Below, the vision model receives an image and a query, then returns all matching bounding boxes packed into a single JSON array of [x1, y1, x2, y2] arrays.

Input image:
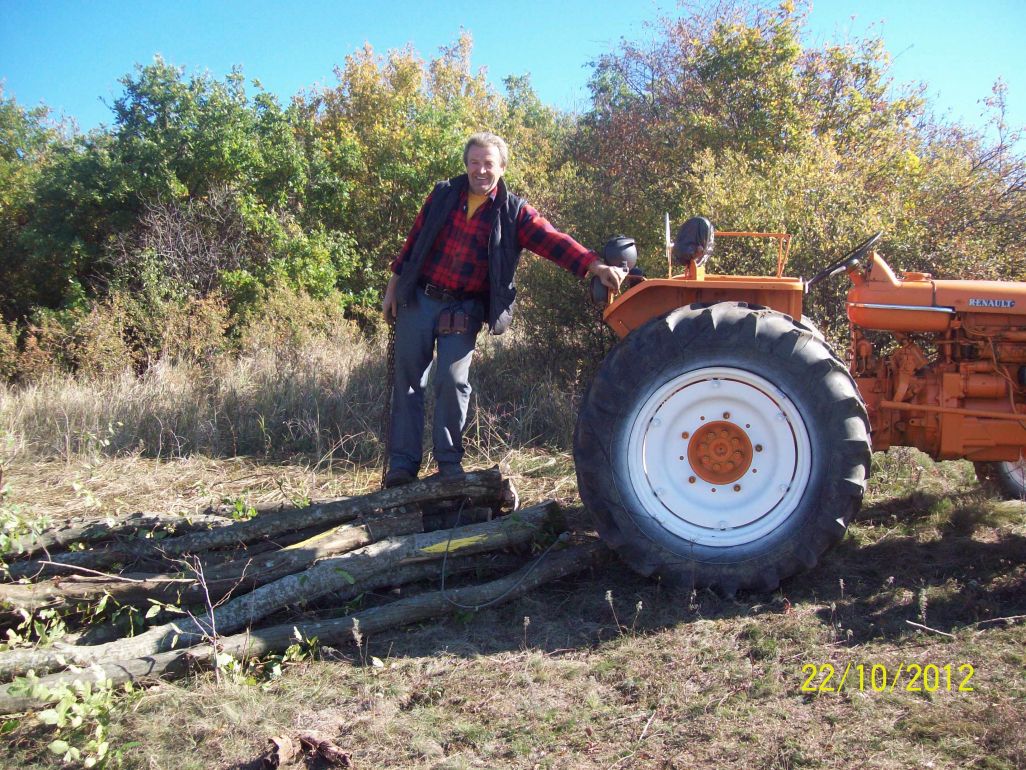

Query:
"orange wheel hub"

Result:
[[687, 420, 753, 485]]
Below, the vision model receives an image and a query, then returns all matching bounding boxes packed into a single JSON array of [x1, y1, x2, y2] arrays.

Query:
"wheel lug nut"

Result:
[[733, 484, 741, 492], [688, 476, 696, 484], [723, 412, 730, 419], [682, 431, 690, 439], [755, 444, 763, 452]]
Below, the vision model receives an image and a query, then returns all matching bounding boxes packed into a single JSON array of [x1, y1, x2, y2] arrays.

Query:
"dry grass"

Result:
[[1, 445, 1024, 769], [1, 351, 1025, 769], [0, 328, 578, 469]]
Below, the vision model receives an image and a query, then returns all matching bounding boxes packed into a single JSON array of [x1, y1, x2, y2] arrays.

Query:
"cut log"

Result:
[[0, 500, 507, 613], [6, 511, 235, 559], [182, 506, 426, 601], [422, 506, 494, 531], [65, 552, 523, 647], [0, 500, 558, 680], [0, 573, 189, 612], [0, 508, 426, 612], [6, 468, 505, 580], [0, 540, 607, 713]]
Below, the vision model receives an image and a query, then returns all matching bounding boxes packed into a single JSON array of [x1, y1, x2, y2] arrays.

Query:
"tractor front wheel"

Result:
[[574, 302, 872, 593]]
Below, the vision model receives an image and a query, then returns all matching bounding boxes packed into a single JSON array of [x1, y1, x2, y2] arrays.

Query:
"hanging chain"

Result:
[[381, 320, 397, 488]]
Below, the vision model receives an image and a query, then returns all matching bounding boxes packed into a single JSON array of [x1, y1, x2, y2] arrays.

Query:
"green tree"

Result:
[[309, 34, 501, 273], [5, 58, 352, 315], [523, 1, 1024, 369], [0, 90, 65, 319]]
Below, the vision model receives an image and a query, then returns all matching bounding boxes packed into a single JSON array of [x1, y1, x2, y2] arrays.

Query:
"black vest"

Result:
[[395, 174, 525, 335]]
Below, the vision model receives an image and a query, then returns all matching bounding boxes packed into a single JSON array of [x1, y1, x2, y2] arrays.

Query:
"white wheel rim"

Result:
[[627, 367, 812, 547]]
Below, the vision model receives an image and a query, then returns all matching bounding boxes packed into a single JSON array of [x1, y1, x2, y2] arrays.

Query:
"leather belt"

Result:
[[418, 280, 485, 304]]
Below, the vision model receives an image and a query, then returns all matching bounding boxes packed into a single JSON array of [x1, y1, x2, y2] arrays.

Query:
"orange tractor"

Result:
[[574, 221, 1026, 593]]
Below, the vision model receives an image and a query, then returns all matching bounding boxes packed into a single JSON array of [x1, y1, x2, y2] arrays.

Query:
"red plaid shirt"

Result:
[[391, 186, 597, 293]]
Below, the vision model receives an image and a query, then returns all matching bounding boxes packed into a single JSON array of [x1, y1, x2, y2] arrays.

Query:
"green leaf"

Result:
[[48, 739, 70, 755], [215, 652, 235, 668], [334, 568, 356, 585], [37, 708, 59, 725]]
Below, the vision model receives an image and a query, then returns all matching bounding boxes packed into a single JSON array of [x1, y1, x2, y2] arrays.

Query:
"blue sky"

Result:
[[1, 0, 1023, 138]]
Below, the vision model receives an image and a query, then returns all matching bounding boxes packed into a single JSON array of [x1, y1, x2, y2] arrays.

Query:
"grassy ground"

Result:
[[2, 445, 1024, 770]]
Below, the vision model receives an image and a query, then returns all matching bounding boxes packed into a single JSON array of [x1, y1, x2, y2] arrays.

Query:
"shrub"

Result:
[[160, 293, 234, 364], [69, 303, 136, 379], [237, 283, 358, 355], [16, 312, 75, 382], [0, 322, 18, 382], [514, 255, 614, 387]]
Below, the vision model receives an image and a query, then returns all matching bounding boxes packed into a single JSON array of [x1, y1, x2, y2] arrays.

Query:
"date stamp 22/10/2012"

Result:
[[800, 662, 975, 694]]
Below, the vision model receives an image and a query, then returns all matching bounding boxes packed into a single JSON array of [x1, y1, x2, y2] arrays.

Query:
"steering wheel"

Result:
[[805, 232, 883, 290]]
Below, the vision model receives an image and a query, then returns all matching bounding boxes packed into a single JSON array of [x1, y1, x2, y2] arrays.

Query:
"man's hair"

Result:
[[463, 132, 509, 167]]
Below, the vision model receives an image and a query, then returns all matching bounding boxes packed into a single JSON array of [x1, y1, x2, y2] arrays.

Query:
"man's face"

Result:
[[465, 144, 505, 196]]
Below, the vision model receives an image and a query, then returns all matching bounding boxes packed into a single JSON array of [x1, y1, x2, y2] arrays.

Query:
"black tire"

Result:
[[974, 460, 1026, 500], [795, 315, 826, 345], [574, 302, 872, 594]]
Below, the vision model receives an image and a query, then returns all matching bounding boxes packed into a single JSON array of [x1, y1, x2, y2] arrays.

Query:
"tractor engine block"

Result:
[[847, 253, 1026, 462]]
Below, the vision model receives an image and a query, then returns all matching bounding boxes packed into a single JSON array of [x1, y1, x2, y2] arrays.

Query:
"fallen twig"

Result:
[[905, 620, 956, 639]]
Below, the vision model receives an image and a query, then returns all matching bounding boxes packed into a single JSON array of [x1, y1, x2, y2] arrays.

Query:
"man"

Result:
[[381, 132, 624, 487]]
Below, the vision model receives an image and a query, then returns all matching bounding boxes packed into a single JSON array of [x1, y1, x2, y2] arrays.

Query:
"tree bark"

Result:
[[6, 469, 505, 579], [0, 541, 607, 713], [0, 500, 558, 680]]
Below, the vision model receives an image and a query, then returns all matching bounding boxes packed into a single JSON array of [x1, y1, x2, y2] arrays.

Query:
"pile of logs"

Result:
[[0, 468, 607, 713]]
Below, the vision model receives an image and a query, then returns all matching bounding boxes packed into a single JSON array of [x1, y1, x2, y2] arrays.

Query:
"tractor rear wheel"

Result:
[[574, 302, 872, 593], [974, 460, 1026, 500]]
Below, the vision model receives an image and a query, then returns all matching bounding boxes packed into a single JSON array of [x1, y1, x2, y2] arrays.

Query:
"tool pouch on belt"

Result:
[[438, 308, 469, 336]]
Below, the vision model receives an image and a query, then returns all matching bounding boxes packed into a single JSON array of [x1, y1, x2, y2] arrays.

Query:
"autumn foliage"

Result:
[[1, 5, 1023, 383]]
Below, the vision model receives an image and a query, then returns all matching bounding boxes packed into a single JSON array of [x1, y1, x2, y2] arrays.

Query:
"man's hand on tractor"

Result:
[[588, 262, 627, 292], [382, 273, 399, 323]]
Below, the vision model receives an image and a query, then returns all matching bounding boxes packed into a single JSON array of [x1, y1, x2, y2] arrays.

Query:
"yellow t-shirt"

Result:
[[467, 192, 488, 221]]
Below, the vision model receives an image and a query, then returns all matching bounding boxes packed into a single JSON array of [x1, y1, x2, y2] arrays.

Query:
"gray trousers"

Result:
[[388, 287, 485, 473]]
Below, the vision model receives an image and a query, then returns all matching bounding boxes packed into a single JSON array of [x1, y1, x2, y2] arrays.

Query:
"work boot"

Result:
[[427, 462, 465, 481], [383, 466, 417, 488]]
